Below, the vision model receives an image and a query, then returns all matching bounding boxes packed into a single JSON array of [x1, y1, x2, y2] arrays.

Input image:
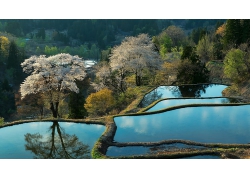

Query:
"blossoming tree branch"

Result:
[[20, 53, 86, 118]]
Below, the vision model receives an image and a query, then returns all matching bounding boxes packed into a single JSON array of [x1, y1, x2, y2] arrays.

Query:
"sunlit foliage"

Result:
[[84, 88, 115, 117], [224, 47, 250, 84]]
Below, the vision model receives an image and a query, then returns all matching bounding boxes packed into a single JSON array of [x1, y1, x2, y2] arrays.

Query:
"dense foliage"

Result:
[[0, 19, 249, 121], [84, 88, 115, 117], [177, 46, 210, 84]]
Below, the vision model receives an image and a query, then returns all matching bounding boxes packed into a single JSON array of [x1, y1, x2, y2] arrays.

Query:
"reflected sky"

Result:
[[146, 98, 238, 112], [114, 105, 250, 144], [0, 122, 105, 159], [139, 84, 228, 108]]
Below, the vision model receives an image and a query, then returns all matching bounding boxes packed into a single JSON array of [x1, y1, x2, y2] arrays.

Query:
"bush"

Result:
[[84, 88, 115, 117], [0, 117, 4, 125]]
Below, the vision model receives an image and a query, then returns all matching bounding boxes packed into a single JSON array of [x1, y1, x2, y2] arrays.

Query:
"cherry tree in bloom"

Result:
[[93, 62, 125, 93], [110, 33, 161, 87], [20, 53, 86, 118], [109, 40, 130, 92]]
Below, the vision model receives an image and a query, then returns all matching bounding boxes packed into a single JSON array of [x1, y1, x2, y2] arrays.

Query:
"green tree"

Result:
[[242, 20, 250, 43], [0, 87, 16, 120], [36, 28, 46, 40], [7, 41, 19, 69], [196, 34, 214, 63], [0, 117, 3, 125], [164, 25, 186, 47], [100, 47, 111, 62], [177, 46, 209, 84], [223, 19, 243, 48], [68, 79, 89, 119], [7, 41, 25, 84], [153, 32, 173, 58], [189, 28, 208, 44], [223, 48, 250, 84], [44, 45, 59, 56], [5, 21, 22, 36], [0, 36, 10, 64], [181, 46, 199, 63], [84, 88, 115, 117], [68, 92, 87, 119]]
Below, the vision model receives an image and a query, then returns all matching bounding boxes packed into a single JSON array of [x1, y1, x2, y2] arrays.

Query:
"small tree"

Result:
[[68, 79, 89, 119], [84, 88, 115, 117], [0, 117, 4, 125], [224, 48, 250, 84], [196, 34, 214, 63], [20, 53, 86, 118]]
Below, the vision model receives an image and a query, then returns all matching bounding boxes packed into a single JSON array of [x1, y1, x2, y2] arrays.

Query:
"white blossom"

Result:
[[109, 33, 161, 86], [20, 53, 86, 100]]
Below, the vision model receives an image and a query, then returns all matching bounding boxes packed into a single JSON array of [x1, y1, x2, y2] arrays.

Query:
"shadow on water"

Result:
[[139, 88, 163, 108], [171, 84, 210, 98], [24, 121, 90, 159]]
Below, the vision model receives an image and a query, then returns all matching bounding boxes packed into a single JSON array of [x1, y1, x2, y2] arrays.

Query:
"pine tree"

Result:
[[68, 91, 88, 119], [223, 19, 242, 47], [7, 41, 19, 69], [242, 20, 250, 43]]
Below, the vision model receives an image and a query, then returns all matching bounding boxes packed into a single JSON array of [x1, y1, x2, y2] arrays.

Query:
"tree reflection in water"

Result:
[[171, 84, 210, 98], [24, 121, 90, 159], [139, 89, 163, 108]]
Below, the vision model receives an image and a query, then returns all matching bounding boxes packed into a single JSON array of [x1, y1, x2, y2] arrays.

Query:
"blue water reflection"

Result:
[[146, 98, 239, 112], [139, 84, 228, 108], [0, 122, 105, 159], [114, 105, 250, 144]]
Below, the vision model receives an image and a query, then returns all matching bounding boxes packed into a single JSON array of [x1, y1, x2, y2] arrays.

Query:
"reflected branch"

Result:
[[24, 121, 90, 159]]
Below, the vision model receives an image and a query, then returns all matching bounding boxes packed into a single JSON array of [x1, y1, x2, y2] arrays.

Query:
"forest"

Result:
[[1, 19, 249, 123]]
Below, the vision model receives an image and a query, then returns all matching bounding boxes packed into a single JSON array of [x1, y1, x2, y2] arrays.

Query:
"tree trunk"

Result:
[[56, 122, 72, 158], [50, 102, 59, 118], [39, 106, 43, 119], [119, 73, 126, 93], [135, 75, 141, 86], [49, 122, 56, 157]]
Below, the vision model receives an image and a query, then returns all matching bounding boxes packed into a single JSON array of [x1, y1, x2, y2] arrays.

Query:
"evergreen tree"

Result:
[[1, 78, 12, 92], [68, 80, 89, 119], [223, 19, 242, 47], [7, 41, 19, 69], [68, 91, 87, 119], [7, 41, 25, 84], [177, 46, 209, 84], [5, 21, 22, 36], [0, 79, 16, 120], [36, 28, 46, 40], [242, 20, 250, 43], [181, 46, 199, 63]]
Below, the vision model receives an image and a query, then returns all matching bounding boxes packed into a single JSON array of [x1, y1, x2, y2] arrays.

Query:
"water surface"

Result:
[[139, 84, 228, 108], [146, 98, 239, 112], [114, 105, 250, 144], [0, 121, 105, 159]]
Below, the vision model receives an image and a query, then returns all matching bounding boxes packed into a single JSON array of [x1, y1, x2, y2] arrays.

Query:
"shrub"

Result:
[[0, 117, 4, 125]]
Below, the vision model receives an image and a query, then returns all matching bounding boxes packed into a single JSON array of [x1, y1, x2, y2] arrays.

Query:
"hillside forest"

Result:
[[0, 19, 249, 123]]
